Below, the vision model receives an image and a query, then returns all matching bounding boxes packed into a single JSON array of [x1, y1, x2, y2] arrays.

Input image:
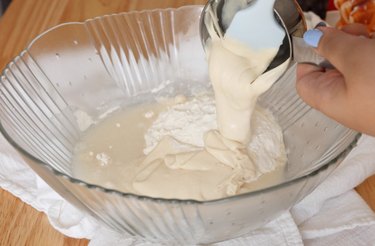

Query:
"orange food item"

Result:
[[334, 0, 375, 32]]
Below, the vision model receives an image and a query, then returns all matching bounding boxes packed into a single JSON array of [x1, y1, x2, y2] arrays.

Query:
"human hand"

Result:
[[296, 24, 375, 136]]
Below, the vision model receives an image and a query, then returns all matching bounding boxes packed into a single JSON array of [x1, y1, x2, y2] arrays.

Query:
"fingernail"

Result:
[[303, 29, 323, 48], [314, 21, 327, 28]]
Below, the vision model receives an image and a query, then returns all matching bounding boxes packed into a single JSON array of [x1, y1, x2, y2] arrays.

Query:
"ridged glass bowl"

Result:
[[0, 6, 359, 244]]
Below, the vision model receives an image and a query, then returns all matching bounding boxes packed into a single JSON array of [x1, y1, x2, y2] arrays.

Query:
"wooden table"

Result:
[[0, 0, 374, 245]]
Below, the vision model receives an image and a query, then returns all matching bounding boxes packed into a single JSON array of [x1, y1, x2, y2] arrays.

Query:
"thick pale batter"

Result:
[[208, 37, 288, 144]]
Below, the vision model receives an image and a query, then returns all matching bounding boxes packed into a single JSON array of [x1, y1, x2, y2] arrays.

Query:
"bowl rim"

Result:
[[0, 5, 361, 204]]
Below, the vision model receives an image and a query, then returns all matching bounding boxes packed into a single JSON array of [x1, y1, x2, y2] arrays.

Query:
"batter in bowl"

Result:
[[72, 24, 289, 201], [73, 93, 286, 200]]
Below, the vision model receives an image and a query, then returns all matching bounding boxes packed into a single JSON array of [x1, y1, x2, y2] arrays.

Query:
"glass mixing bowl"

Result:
[[0, 6, 359, 244]]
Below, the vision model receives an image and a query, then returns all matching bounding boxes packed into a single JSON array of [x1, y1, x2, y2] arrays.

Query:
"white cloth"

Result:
[[1, 130, 375, 245]]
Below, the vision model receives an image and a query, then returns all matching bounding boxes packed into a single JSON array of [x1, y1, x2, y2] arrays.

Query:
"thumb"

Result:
[[304, 27, 364, 75], [296, 63, 325, 109]]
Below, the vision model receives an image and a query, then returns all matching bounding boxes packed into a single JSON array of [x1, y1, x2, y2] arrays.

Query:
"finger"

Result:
[[296, 63, 347, 117], [316, 27, 363, 73], [296, 62, 324, 83], [303, 27, 368, 75], [340, 23, 370, 36]]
